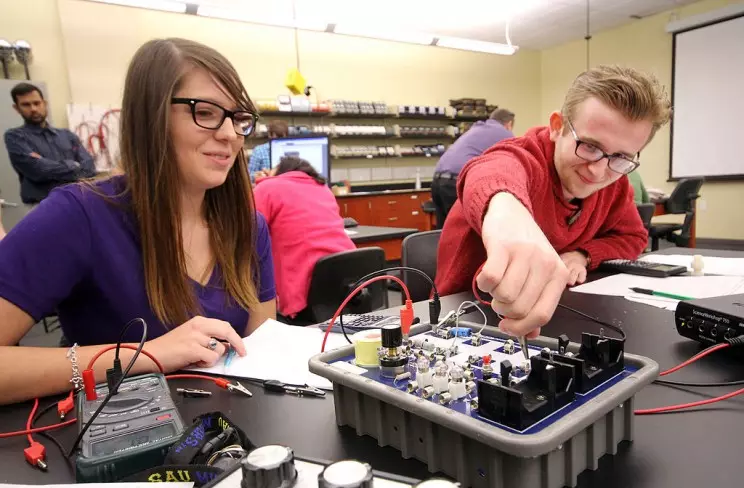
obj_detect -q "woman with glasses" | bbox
[436,65,671,342]
[0,38,275,404]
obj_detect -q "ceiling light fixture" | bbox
[332,25,434,46]
[196,5,328,31]
[92,0,187,13]
[435,36,518,55]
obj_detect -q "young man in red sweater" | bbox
[436,65,671,339]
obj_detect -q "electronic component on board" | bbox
[379,324,406,378]
[416,355,434,388]
[448,365,467,400]
[432,361,449,393]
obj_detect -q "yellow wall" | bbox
[55,0,542,134]
[0,0,71,126]
[541,0,744,240]
[5,0,743,238]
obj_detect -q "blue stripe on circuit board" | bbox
[330,343,637,435]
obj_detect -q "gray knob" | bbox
[318,460,373,488]
[241,445,297,488]
[413,479,460,488]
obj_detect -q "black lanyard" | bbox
[125,411,254,486]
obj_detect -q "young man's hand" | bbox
[477,192,569,339]
[560,251,589,286]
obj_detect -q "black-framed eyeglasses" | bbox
[566,119,640,175]
[171,98,258,136]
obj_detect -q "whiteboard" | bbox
[671,14,744,179]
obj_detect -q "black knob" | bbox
[241,445,297,488]
[381,324,402,348]
[318,460,373,488]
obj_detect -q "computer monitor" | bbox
[269,135,331,183]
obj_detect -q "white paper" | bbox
[624,293,680,311]
[188,319,350,390]
[639,254,744,277]
[571,273,744,299]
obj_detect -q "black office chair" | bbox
[302,247,388,325]
[636,203,655,229]
[648,178,703,251]
[421,199,437,231]
[401,230,442,303]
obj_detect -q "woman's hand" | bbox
[146,316,247,371]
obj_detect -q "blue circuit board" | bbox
[330,330,637,435]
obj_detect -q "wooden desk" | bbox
[653,199,697,247]
[347,225,418,261]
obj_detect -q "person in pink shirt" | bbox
[254,157,355,321]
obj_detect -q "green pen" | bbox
[629,287,694,301]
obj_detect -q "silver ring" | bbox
[208,337,219,351]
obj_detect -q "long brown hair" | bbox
[120,38,260,326]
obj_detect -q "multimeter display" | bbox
[92,422,177,457]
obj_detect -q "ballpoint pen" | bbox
[224,345,236,368]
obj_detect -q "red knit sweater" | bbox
[435,126,648,296]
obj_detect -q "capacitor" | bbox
[394,372,411,384]
[318,460,373,488]
[241,445,297,488]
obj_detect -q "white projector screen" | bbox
[671,14,744,180]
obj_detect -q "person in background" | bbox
[0,38,276,405]
[628,170,650,204]
[0,203,5,240]
[431,108,515,228]
[436,65,670,341]
[254,156,355,323]
[4,83,97,205]
[249,120,289,181]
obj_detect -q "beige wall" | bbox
[0,0,71,126]
[56,0,542,134]
[541,0,744,240]
[5,0,743,238]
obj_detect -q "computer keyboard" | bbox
[322,314,399,333]
[600,259,687,278]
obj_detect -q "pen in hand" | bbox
[224,345,236,368]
